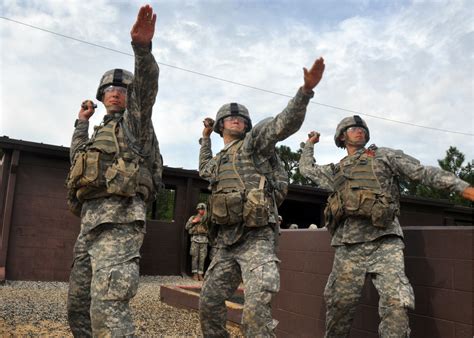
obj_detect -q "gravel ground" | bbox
[0,276,242,337]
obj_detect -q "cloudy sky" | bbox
[1,0,473,170]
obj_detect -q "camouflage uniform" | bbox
[299,141,470,338]
[67,42,159,337]
[199,88,314,337]
[208,237,219,262]
[185,214,209,275]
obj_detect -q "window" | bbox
[147,186,176,221]
[198,190,211,206]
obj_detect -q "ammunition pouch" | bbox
[104,158,139,197]
[67,151,101,189]
[66,149,153,204]
[137,165,153,201]
[66,150,103,217]
[324,192,344,235]
[192,223,208,235]
[344,188,396,228]
[66,187,83,218]
[371,193,398,228]
[243,176,271,227]
[324,188,398,231]
[210,190,243,225]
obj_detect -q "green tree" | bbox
[275,145,315,186]
[147,187,176,221]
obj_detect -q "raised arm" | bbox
[386,148,473,200]
[199,118,216,181]
[70,100,95,162]
[252,57,325,156]
[124,4,160,145]
[299,132,335,191]
[185,216,196,231]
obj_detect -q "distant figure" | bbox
[308,224,318,229]
[185,203,209,281]
[288,224,299,229]
[299,116,474,337]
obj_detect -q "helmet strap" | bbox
[113,69,124,83]
[230,103,239,115]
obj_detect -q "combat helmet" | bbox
[96,69,134,101]
[213,102,252,136]
[334,115,370,148]
[196,203,207,210]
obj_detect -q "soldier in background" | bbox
[65,5,161,336]
[299,116,474,337]
[198,57,325,337]
[185,203,209,281]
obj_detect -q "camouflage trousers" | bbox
[324,236,415,338]
[208,245,218,262]
[199,228,280,337]
[67,221,145,337]
[190,241,208,274]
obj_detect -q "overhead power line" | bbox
[1,16,473,136]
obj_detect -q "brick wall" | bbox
[6,152,78,281]
[274,228,473,338]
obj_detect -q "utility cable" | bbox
[1,16,472,136]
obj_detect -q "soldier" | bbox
[198,57,325,337]
[65,5,162,337]
[185,203,209,281]
[299,116,474,337]
[208,235,218,263]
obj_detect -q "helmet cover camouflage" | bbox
[196,203,207,210]
[334,115,370,148]
[213,102,252,136]
[96,69,133,101]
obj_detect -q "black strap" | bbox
[120,119,151,158]
[113,69,123,84]
[353,115,363,125]
[230,103,239,115]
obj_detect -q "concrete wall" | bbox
[274,228,473,338]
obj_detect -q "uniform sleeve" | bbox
[199,137,215,181]
[299,141,335,191]
[185,216,195,231]
[123,42,160,146]
[386,148,470,194]
[252,88,314,157]
[70,119,90,163]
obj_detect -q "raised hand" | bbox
[202,117,215,137]
[302,57,325,93]
[130,4,157,46]
[78,100,96,121]
[461,187,474,201]
[307,131,321,144]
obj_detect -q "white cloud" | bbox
[1,0,472,171]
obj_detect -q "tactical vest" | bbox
[191,218,209,235]
[210,140,276,227]
[67,116,162,210]
[324,148,398,233]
